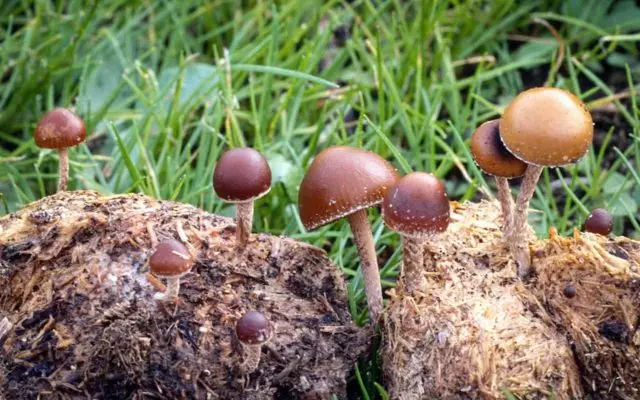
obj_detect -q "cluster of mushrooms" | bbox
[31,86,613,372]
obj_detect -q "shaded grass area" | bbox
[1,0,640,398]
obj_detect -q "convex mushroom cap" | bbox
[34,108,86,149]
[470,119,526,178]
[236,311,270,345]
[584,208,613,236]
[213,148,272,202]
[382,172,450,237]
[149,239,194,277]
[298,146,400,230]
[499,87,594,167]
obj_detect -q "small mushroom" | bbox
[382,172,450,293]
[235,311,270,372]
[499,87,593,277]
[213,148,272,249]
[34,108,87,192]
[149,239,194,298]
[298,146,399,323]
[470,119,526,232]
[584,208,613,236]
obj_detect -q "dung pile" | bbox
[0,191,367,399]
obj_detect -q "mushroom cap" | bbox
[470,119,527,178]
[584,208,613,236]
[34,108,86,149]
[213,148,272,202]
[236,311,270,345]
[149,239,194,277]
[499,87,593,167]
[382,172,450,238]
[298,146,400,230]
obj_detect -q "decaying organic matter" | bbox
[383,201,640,399]
[0,191,367,399]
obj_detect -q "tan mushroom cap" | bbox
[382,172,450,238]
[34,108,86,149]
[298,146,400,230]
[149,239,194,277]
[470,119,527,178]
[499,87,594,167]
[213,148,272,202]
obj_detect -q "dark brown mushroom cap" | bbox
[499,87,594,167]
[149,239,194,277]
[298,146,400,230]
[382,172,450,237]
[584,208,613,236]
[213,148,272,202]
[34,108,86,149]
[470,119,527,178]
[236,311,270,345]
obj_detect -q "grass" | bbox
[1,0,640,398]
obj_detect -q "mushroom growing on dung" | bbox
[34,108,87,192]
[149,239,194,298]
[583,208,613,236]
[298,146,399,323]
[382,172,450,293]
[470,119,526,232]
[235,311,271,372]
[499,87,593,277]
[213,148,272,249]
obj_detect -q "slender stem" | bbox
[165,277,181,298]
[495,177,514,233]
[401,235,426,293]
[243,344,262,372]
[235,201,254,248]
[347,208,383,324]
[508,165,543,278]
[57,147,69,192]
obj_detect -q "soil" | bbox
[0,191,368,399]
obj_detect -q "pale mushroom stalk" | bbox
[243,345,262,371]
[165,276,181,298]
[235,201,254,247]
[401,235,426,293]
[495,176,514,230]
[57,147,69,192]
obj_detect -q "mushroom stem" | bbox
[507,165,543,278]
[235,201,254,248]
[401,235,426,293]
[495,177,514,232]
[243,344,262,372]
[347,208,383,324]
[165,277,181,298]
[57,147,69,192]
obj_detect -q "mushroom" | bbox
[584,208,613,236]
[149,239,194,298]
[34,108,87,192]
[499,87,593,277]
[470,119,526,232]
[213,148,272,248]
[298,146,399,323]
[382,172,450,293]
[235,311,270,372]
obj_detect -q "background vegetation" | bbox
[2,0,640,397]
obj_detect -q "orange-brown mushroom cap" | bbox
[470,119,527,178]
[298,146,400,230]
[34,108,86,149]
[382,172,450,237]
[213,148,272,202]
[499,87,594,167]
[149,239,194,277]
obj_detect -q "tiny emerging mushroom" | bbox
[382,172,450,293]
[34,108,87,192]
[235,311,271,372]
[213,148,272,249]
[584,208,613,236]
[149,239,194,299]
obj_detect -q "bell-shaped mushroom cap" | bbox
[470,119,527,178]
[499,87,594,167]
[149,239,194,277]
[382,172,450,237]
[213,148,272,202]
[298,146,400,230]
[584,208,613,236]
[236,311,270,345]
[34,108,86,149]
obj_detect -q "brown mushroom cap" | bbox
[149,239,194,277]
[34,108,86,149]
[382,172,450,237]
[213,148,272,202]
[584,208,613,236]
[470,119,527,178]
[499,87,594,167]
[236,311,270,345]
[298,146,400,230]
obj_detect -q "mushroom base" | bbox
[382,200,640,399]
[0,191,368,400]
